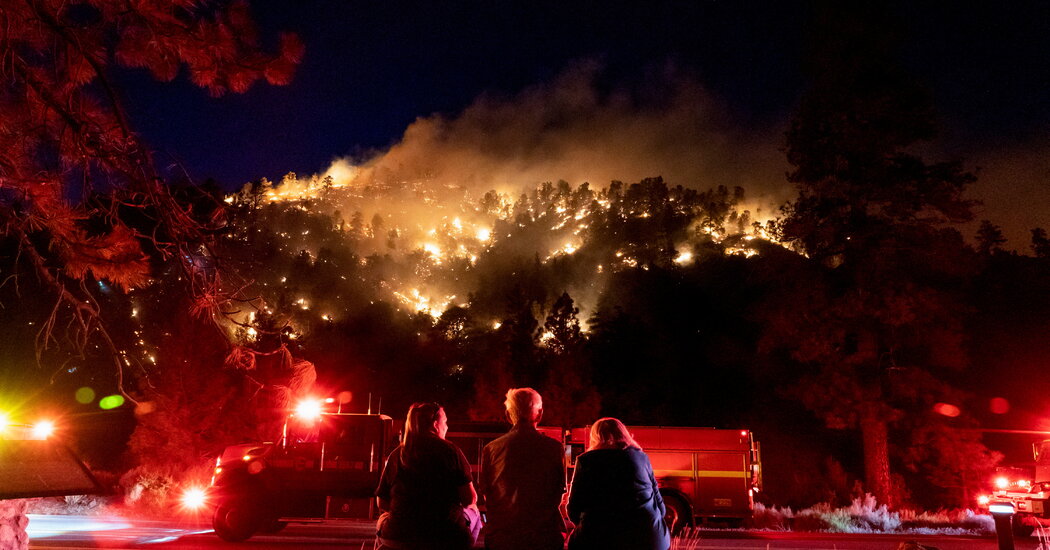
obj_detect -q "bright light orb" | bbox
[989,397,1010,414]
[932,402,961,417]
[99,395,126,410]
[181,487,207,510]
[295,399,323,421]
[75,387,96,404]
[995,476,1010,489]
[32,420,55,440]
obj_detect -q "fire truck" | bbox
[567,426,762,534]
[979,440,1050,536]
[194,400,397,542]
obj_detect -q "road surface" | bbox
[26,515,1048,549]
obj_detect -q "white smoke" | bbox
[320,60,792,220]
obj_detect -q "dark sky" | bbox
[120,1,1050,246]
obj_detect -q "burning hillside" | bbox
[220,173,782,344]
[215,63,794,343]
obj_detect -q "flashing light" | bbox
[295,399,324,421]
[995,477,1011,489]
[740,430,748,437]
[978,495,991,506]
[32,420,55,440]
[0,412,8,433]
[1018,479,1032,489]
[180,487,207,510]
[989,503,1015,515]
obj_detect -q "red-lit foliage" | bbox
[0,0,300,391]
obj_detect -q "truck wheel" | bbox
[213,499,260,542]
[1013,515,1036,537]
[662,493,690,536]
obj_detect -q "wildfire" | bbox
[393,288,454,319]
[221,167,785,343]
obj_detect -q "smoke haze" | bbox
[324,61,792,222]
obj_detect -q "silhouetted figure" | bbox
[480,388,566,550]
[566,417,670,550]
[376,403,481,550]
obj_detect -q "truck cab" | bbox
[207,410,397,542]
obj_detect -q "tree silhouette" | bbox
[1031,228,1050,258]
[774,3,976,508]
[976,220,1007,256]
[539,292,600,426]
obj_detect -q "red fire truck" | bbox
[567,426,762,533]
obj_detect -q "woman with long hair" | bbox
[566,417,670,550]
[375,403,480,549]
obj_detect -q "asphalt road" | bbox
[25,515,1048,550]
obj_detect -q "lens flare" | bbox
[75,387,96,404]
[180,487,207,510]
[295,399,323,421]
[32,420,55,439]
[99,395,126,410]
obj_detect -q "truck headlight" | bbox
[989,503,1015,515]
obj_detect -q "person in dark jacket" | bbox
[566,417,670,550]
[375,402,481,550]
[479,388,566,550]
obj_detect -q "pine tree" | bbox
[0,0,301,381]
[774,4,976,508]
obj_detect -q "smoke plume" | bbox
[324,61,791,220]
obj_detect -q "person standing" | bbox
[479,388,566,550]
[375,402,481,550]
[566,417,670,550]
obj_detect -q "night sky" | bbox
[120,1,1050,246]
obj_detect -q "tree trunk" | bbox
[0,499,30,550]
[860,409,893,509]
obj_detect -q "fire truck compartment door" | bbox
[694,452,749,515]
